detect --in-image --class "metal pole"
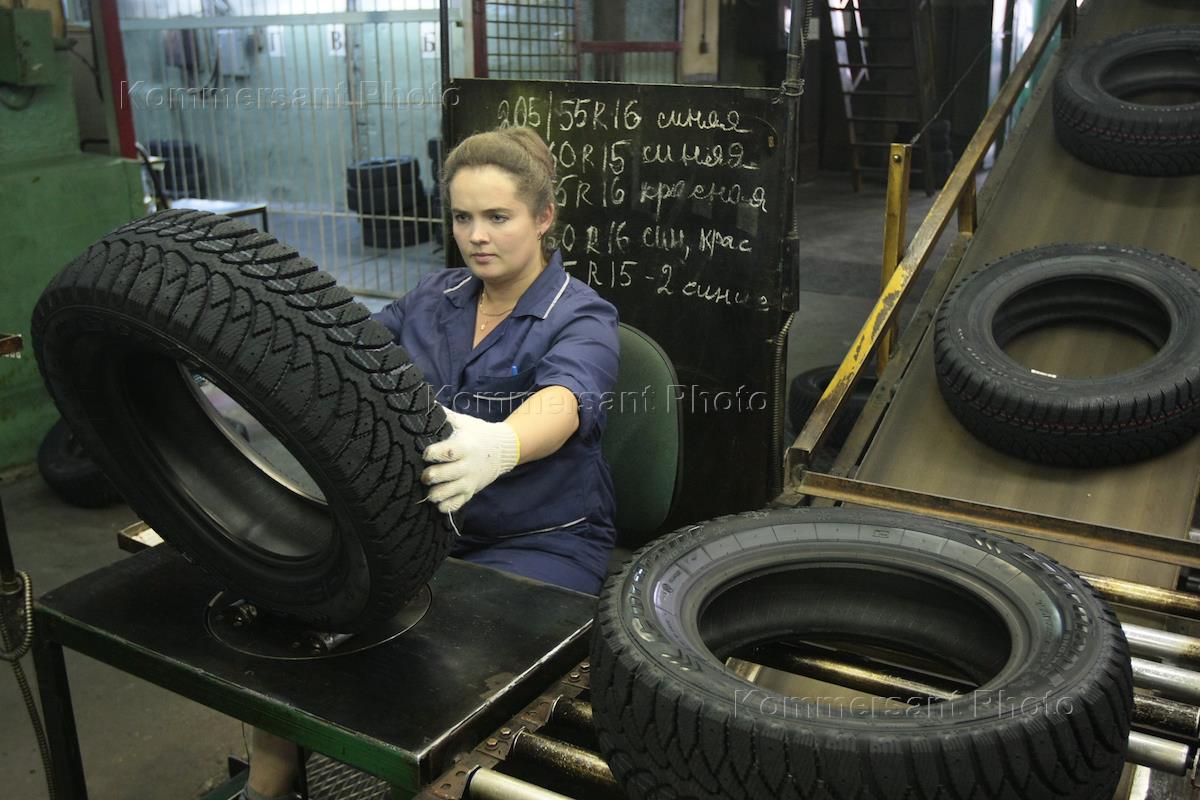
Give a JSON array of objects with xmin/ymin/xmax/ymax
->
[
  {"xmin": 1126, "ymin": 731, "xmax": 1194, "ymax": 776},
  {"xmin": 1135, "ymin": 694, "xmax": 1200, "ymax": 742},
  {"xmin": 508, "ymin": 730, "xmax": 619, "ymax": 794},
  {"xmin": 1083, "ymin": 573, "xmax": 1200, "ymax": 621},
  {"xmin": 1124, "ymin": 624, "xmax": 1200, "ymax": 668},
  {"xmin": 549, "ymin": 695, "xmax": 594, "ymax": 731},
  {"xmin": 879, "ymin": 144, "xmax": 912, "ymax": 377},
  {"xmin": 1132, "ymin": 658, "xmax": 1200, "ymax": 706},
  {"xmin": 467, "ymin": 767, "xmax": 579, "ymax": 800}
]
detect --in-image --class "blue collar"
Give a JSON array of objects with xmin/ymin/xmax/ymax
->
[{"xmin": 442, "ymin": 251, "xmax": 571, "ymax": 320}]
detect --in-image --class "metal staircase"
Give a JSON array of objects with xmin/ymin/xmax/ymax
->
[{"xmin": 827, "ymin": 0, "xmax": 940, "ymax": 193}]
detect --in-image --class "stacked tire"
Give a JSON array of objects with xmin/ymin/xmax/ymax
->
[
  {"xmin": 347, "ymin": 157, "xmax": 431, "ymax": 249},
  {"xmin": 146, "ymin": 139, "xmax": 208, "ymax": 199}
]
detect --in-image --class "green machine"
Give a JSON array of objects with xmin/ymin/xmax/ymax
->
[{"xmin": 0, "ymin": 7, "xmax": 145, "ymax": 471}]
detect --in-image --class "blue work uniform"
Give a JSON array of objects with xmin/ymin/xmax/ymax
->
[{"xmin": 373, "ymin": 251, "xmax": 619, "ymax": 595}]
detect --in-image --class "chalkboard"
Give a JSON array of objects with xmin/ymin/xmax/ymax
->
[{"xmin": 447, "ymin": 79, "xmax": 797, "ymax": 532}]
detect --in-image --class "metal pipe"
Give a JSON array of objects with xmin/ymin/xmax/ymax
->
[
  {"xmin": 1126, "ymin": 731, "xmax": 1193, "ymax": 776},
  {"xmin": 1083, "ymin": 573, "xmax": 1200, "ymax": 620},
  {"xmin": 550, "ymin": 695, "xmax": 594, "ymax": 731},
  {"xmin": 468, "ymin": 767, "xmax": 578, "ymax": 800},
  {"xmin": 508, "ymin": 730, "xmax": 619, "ymax": 794},
  {"xmin": 746, "ymin": 644, "xmax": 961, "ymax": 702},
  {"xmin": 1132, "ymin": 658, "xmax": 1200, "ymax": 706},
  {"xmin": 1124, "ymin": 624, "xmax": 1200, "ymax": 668},
  {"xmin": 1134, "ymin": 694, "xmax": 1200, "ymax": 741}
]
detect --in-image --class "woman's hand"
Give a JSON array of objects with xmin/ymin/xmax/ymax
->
[
  {"xmin": 422, "ymin": 409, "xmax": 520, "ymax": 514},
  {"xmin": 421, "ymin": 386, "xmax": 580, "ymax": 514}
]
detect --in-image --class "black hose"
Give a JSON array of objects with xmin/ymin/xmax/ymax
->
[{"xmin": 1, "ymin": 571, "xmax": 56, "ymax": 800}]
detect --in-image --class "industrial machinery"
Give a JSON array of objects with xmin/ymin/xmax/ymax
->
[{"xmin": 11, "ymin": 0, "xmax": 1200, "ymax": 798}]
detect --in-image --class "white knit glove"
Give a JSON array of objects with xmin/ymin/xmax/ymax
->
[{"xmin": 422, "ymin": 408, "xmax": 520, "ymax": 514}]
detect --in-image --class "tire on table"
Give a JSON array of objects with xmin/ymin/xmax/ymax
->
[{"xmin": 32, "ymin": 208, "xmax": 452, "ymax": 632}]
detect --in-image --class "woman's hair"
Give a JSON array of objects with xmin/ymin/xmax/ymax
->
[{"xmin": 442, "ymin": 126, "xmax": 557, "ymax": 259}]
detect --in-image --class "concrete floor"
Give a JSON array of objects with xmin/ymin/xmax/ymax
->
[{"xmin": 0, "ymin": 172, "xmax": 942, "ymax": 799}]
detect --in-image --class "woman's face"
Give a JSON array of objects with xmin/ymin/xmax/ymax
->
[{"xmin": 449, "ymin": 165, "xmax": 552, "ymax": 287}]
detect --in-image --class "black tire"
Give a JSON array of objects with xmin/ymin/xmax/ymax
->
[
  {"xmin": 346, "ymin": 179, "xmax": 428, "ymax": 215},
  {"xmin": 934, "ymin": 243, "xmax": 1200, "ymax": 466},
  {"xmin": 31, "ymin": 209, "xmax": 453, "ymax": 632},
  {"xmin": 787, "ymin": 366, "xmax": 878, "ymax": 448},
  {"xmin": 37, "ymin": 419, "xmax": 123, "ymax": 509},
  {"xmin": 346, "ymin": 157, "xmax": 419, "ymax": 192},
  {"xmin": 1053, "ymin": 25, "xmax": 1200, "ymax": 176},
  {"xmin": 361, "ymin": 218, "xmax": 432, "ymax": 249},
  {"xmin": 592, "ymin": 508, "xmax": 1132, "ymax": 800}
]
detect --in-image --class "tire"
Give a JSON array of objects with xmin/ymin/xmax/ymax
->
[
  {"xmin": 346, "ymin": 157, "xmax": 419, "ymax": 193},
  {"xmin": 31, "ymin": 208, "xmax": 453, "ymax": 632},
  {"xmin": 787, "ymin": 366, "xmax": 878, "ymax": 449},
  {"xmin": 1053, "ymin": 25, "xmax": 1200, "ymax": 176},
  {"xmin": 37, "ymin": 419, "xmax": 123, "ymax": 509},
  {"xmin": 346, "ymin": 179, "xmax": 428, "ymax": 215},
  {"xmin": 591, "ymin": 508, "xmax": 1132, "ymax": 800},
  {"xmin": 933, "ymin": 243, "xmax": 1200, "ymax": 466}
]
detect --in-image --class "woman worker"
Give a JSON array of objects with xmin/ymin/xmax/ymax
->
[{"xmin": 241, "ymin": 126, "xmax": 620, "ymax": 800}]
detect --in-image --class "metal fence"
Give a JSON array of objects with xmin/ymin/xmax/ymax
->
[
  {"xmin": 478, "ymin": 0, "xmax": 577, "ymax": 79},
  {"xmin": 110, "ymin": 0, "xmax": 460, "ymax": 298}
]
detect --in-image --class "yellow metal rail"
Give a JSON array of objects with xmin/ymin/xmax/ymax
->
[{"xmin": 787, "ymin": 0, "xmax": 1076, "ymax": 471}]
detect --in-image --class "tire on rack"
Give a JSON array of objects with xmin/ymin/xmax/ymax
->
[
  {"xmin": 31, "ymin": 208, "xmax": 453, "ymax": 632},
  {"xmin": 1053, "ymin": 25, "xmax": 1200, "ymax": 176},
  {"xmin": 592, "ymin": 507, "xmax": 1132, "ymax": 800},
  {"xmin": 37, "ymin": 419, "xmax": 123, "ymax": 509},
  {"xmin": 933, "ymin": 243, "xmax": 1200, "ymax": 467}
]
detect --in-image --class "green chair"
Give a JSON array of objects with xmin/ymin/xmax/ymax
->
[{"xmin": 602, "ymin": 323, "xmax": 683, "ymax": 546}]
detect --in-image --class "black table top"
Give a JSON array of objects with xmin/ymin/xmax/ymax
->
[{"xmin": 35, "ymin": 545, "xmax": 596, "ymax": 791}]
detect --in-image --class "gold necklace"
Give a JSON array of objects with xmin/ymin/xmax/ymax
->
[{"xmin": 478, "ymin": 292, "xmax": 515, "ymax": 330}]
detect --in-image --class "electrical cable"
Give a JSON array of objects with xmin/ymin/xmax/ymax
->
[
  {"xmin": 908, "ymin": 25, "xmax": 1017, "ymax": 147},
  {"xmin": 0, "ymin": 571, "xmax": 57, "ymax": 800}
]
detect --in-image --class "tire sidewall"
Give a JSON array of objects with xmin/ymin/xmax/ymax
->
[
  {"xmin": 597, "ymin": 508, "xmax": 1120, "ymax": 737},
  {"xmin": 1056, "ymin": 26, "xmax": 1200, "ymax": 129}
]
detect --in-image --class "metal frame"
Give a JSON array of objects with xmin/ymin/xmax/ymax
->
[{"xmin": 764, "ymin": 1, "xmax": 1200, "ymax": 571}]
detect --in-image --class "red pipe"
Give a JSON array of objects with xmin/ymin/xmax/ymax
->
[{"xmin": 98, "ymin": 0, "xmax": 137, "ymax": 159}]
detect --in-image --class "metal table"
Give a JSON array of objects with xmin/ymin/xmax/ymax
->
[{"xmin": 32, "ymin": 545, "xmax": 595, "ymax": 799}]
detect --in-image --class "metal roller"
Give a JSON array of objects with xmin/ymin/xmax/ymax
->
[
  {"xmin": 1123, "ymin": 624, "xmax": 1200, "ymax": 668},
  {"xmin": 549, "ymin": 695, "xmax": 594, "ymax": 731},
  {"xmin": 1134, "ymin": 693, "xmax": 1200, "ymax": 742},
  {"xmin": 468, "ymin": 767, "xmax": 579, "ymax": 800},
  {"xmin": 508, "ymin": 730, "xmax": 619, "ymax": 795},
  {"xmin": 1081, "ymin": 575, "xmax": 1200, "ymax": 621},
  {"xmin": 1132, "ymin": 658, "xmax": 1200, "ymax": 706},
  {"xmin": 1126, "ymin": 731, "xmax": 1194, "ymax": 776}
]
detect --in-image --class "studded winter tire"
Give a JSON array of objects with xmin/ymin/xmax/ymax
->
[
  {"xmin": 591, "ymin": 508, "xmax": 1132, "ymax": 800},
  {"xmin": 32, "ymin": 209, "xmax": 452, "ymax": 632}
]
